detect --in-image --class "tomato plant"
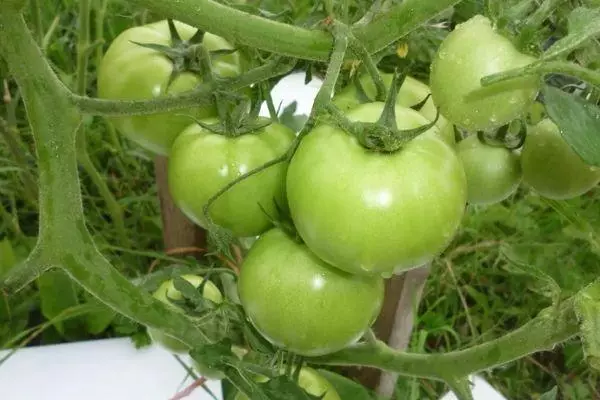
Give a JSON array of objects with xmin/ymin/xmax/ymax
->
[
  {"xmin": 430, "ymin": 15, "xmax": 539, "ymax": 132},
  {"xmin": 333, "ymin": 73, "xmax": 455, "ymax": 145},
  {"xmin": 234, "ymin": 367, "xmax": 341, "ymax": 400},
  {"xmin": 238, "ymin": 228, "xmax": 384, "ymax": 356},
  {"xmin": 97, "ymin": 20, "xmax": 241, "ymax": 155},
  {"xmin": 287, "ymin": 102, "xmax": 466, "ymax": 276},
  {"xmin": 521, "ymin": 119, "xmax": 600, "ymax": 199},
  {"xmin": 457, "ymin": 134, "xmax": 522, "ymax": 205},
  {"xmin": 5, "ymin": 0, "xmax": 600, "ymax": 399},
  {"xmin": 168, "ymin": 120, "xmax": 294, "ymax": 237}
]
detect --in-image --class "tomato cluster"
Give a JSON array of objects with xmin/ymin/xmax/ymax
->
[{"xmin": 99, "ymin": 16, "xmax": 599, "ymax": 388}]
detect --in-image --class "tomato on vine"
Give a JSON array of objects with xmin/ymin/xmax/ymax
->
[
  {"xmin": 430, "ymin": 15, "xmax": 539, "ymax": 132},
  {"xmin": 168, "ymin": 119, "xmax": 294, "ymax": 237},
  {"xmin": 457, "ymin": 134, "xmax": 522, "ymax": 205},
  {"xmin": 286, "ymin": 103, "xmax": 466, "ymax": 276},
  {"xmin": 235, "ymin": 367, "xmax": 341, "ymax": 400},
  {"xmin": 97, "ymin": 20, "xmax": 241, "ymax": 155},
  {"xmin": 333, "ymin": 73, "xmax": 456, "ymax": 145},
  {"xmin": 238, "ymin": 228, "xmax": 384, "ymax": 356},
  {"xmin": 521, "ymin": 119, "xmax": 600, "ymax": 199}
]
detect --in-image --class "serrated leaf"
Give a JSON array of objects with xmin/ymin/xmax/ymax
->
[
  {"xmin": 544, "ymin": 7, "xmax": 600, "ymax": 59},
  {"xmin": 540, "ymin": 386, "xmax": 558, "ymax": 400},
  {"xmin": 171, "ymin": 276, "xmax": 215, "ymax": 312},
  {"xmin": 542, "ymin": 86, "xmax": 600, "ymax": 167},
  {"xmin": 84, "ymin": 293, "xmax": 116, "ymax": 335},
  {"xmin": 501, "ymin": 245, "xmax": 561, "ymax": 306},
  {"xmin": 317, "ymin": 369, "xmax": 373, "ymax": 400},
  {"xmin": 37, "ymin": 270, "xmax": 82, "ymax": 337},
  {"xmin": 575, "ymin": 283, "xmax": 600, "ymax": 371},
  {"xmin": 190, "ymin": 341, "xmax": 235, "ymax": 371}
]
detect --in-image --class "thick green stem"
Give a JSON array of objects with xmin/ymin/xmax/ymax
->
[
  {"xmin": 0, "ymin": 8, "xmax": 208, "ymax": 350},
  {"xmin": 128, "ymin": 0, "xmax": 461, "ymax": 61},
  {"xmin": 71, "ymin": 57, "xmax": 295, "ymax": 116},
  {"xmin": 75, "ymin": 0, "xmax": 127, "ymax": 244},
  {"xmin": 312, "ymin": 295, "xmax": 580, "ymax": 380},
  {"xmin": 481, "ymin": 60, "xmax": 600, "ymax": 88}
]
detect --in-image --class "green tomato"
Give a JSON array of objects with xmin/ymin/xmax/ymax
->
[
  {"xmin": 168, "ymin": 120, "xmax": 295, "ymax": 237},
  {"xmin": 97, "ymin": 20, "xmax": 241, "ymax": 155},
  {"xmin": 457, "ymin": 134, "xmax": 522, "ymax": 205},
  {"xmin": 287, "ymin": 103, "xmax": 467, "ymax": 276},
  {"xmin": 333, "ymin": 73, "xmax": 455, "ymax": 146},
  {"xmin": 147, "ymin": 274, "xmax": 222, "ymax": 354},
  {"xmin": 234, "ymin": 367, "xmax": 341, "ymax": 400},
  {"xmin": 521, "ymin": 119, "xmax": 600, "ymax": 199},
  {"xmin": 430, "ymin": 15, "xmax": 539, "ymax": 132},
  {"xmin": 238, "ymin": 228, "xmax": 384, "ymax": 356}
]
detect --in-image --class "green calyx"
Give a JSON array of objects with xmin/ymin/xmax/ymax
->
[
  {"xmin": 131, "ymin": 19, "xmax": 236, "ymax": 87},
  {"xmin": 328, "ymin": 71, "xmax": 438, "ymax": 152}
]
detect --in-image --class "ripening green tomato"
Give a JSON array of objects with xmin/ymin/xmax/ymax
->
[
  {"xmin": 168, "ymin": 120, "xmax": 295, "ymax": 237},
  {"xmin": 521, "ymin": 119, "xmax": 600, "ymax": 199},
  {"xmin": 238, "ymin": 228, "xmax": 384, "ymax": 356},
  {"xmin": 333, "ymin": 73, "xmax": 455, "ymax": 145},
  {"xmin": 234, "ymin": 367, "xmax": 341, "ymax": 400},
  {"xmin": 147, "ymin": 274, "xmax": 222, "ymax": 354},
  {"xmin": 430, "ymin": 15, "xmax": 539, "ymax": 132},
  {"xmin": 287, "ymin": 103, "xmax": 467, "ymax": 276},
  {"xmin": 97, "ymin": 20, "xmax": 241, "ymax": 155},
  {"xmin": 457, "ymin": 134, "xmax": 522, "ymax": 205}
]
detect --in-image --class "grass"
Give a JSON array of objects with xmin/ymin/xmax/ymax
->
[{"xmin": 1, "ymin": 0, "xmax": 600, "ymax": 398}]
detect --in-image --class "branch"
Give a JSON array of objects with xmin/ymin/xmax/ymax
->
[
  {"xmin": 70, "ymin": 57, "xmax": 295, "ymax": 116},
  {"xmin": 311, "ymin": 291, "xmax": 581, "ymax": 380},
  {"xmin": 481, "ymin": 60, "xmax": 600, "ymax": 88},
  {"xmin": 128, "ymin": 0, "xmax": 462, "ymax": 61}
]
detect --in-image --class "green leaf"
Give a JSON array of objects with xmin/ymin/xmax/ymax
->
[
  {"xmin": 84, "ymin": 293, "xmax": 116, "ymax": 335},
  {"xmin": 544, "ymin": 7, "xmax": 600, "ymax": 59},
  {"xmin": 278, "ymin": 101, "xmax": 309, "ymax": 133},
  {"xmin": 261, "ymin": 376, "xmax": 321, "ymax": 400},
  {"xmin": 0, "ymin": 239, "xmax": 16, "ymax": 277},
  {"xmin": 37, "ymin": 270, "xmax": 82, "ymax": 338},
  {"xmin": 501, "ymin": 245, "xmax": 561, "ymax": 306},
  {"xmin": 539, "ymin": 386, "xmax": 558, "ymax": 400},
  {"xmin": 542, "ymin": 86, "xmax": 600, "ymax": 167},
  {"xmin": 575, "ymin": 282, "xmax": 600, "ymax": 371},
  {"xmin": 317, "ymin": 369, "xmax": 373, "ymax": 400}
]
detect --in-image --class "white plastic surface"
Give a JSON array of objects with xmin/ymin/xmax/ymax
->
[
  {"xmin": 440, "ymin": 375, "xmax": 508, "ymax": 400},
  {"xmin": 0, "ymin": 338, "xmax": 222, "ymax": 400}
]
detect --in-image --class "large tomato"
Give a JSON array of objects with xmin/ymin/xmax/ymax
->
[
  {"xmin": 333, "ymin": 73, "xmax": 455, "ymax": 145},
  {"xmin": 286, "ymin": 103, "xmax": 466, "ymax": 276},
  {"xmin": 235, "ymin": 367, "xmax": 340, "ymax": 400},
  {"xmin": 238, "ymin": 228, "xmax": 384, "ymax": 356},
  {"xmin": 521, "ymin": 119, "xmax": 600, "ymax": 199},
  {"xmin": 457, "ymin": 134, "xmax": 522, "ymax": 205},
  {"xmin": 97, "ymin": 20, "xmax": 241, "ymax": 155},
  {"xmin": 430, "ymin": 15, "xmax": 539, "ymax": 132},
  {"xmin": 168, "ymin": 120, "xmax": 295, "ymax": 237}
]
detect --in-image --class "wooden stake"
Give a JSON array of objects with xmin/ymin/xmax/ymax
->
[{"xmin": 154, "ymin": 156, "xmax": 206, "ymax": 251}]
